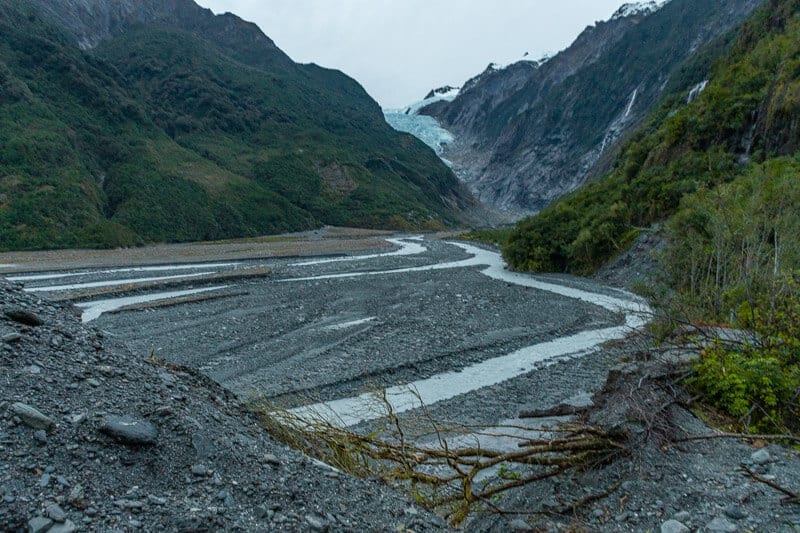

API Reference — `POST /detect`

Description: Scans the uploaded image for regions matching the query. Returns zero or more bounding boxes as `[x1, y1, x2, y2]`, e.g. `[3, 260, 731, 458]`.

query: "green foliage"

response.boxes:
[665, 158, 800, 320]
[689, 275, 800, 432]
[504, 0, 800, 275]
[458, 227, 514, 247]
[0, 1, 467, 251]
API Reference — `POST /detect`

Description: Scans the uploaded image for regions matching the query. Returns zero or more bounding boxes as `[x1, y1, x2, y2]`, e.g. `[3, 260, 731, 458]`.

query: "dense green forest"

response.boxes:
[0, 1, 471, 251]
[505, 0, 800, 432]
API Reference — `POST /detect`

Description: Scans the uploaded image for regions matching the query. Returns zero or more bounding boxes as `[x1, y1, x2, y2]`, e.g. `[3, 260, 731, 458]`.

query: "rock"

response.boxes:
[10, 403, 54, 430]
[99, 415, 158, 445]
[673, 511, 691, 523]
[48, 520, 77, 533]
[46, 504, 67, 523]
[191, 464, 208, 476]
[4, 307, 43, 326]
[724, 505, 748, 520]
[33, 430, 47, 445]
[305, 513, 328, 531]
[264, 453, 280, 466]
[65, 413, 86, 425]
[147, 495, 167, 506]
[39, 473, 51, 488]
[661, 519, 690, 533]
[2, 332, 22, 343]
[27, 516, 54, 533]
[750, 448, 770, 465]
[706, 516, 738, 532]
[510, 518, 534, 531]
[217, 490, 234, 508]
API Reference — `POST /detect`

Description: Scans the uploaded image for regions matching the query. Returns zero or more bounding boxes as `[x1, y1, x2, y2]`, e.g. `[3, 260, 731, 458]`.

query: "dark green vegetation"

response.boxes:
[0, 1, 471, 251]
[506, 0, 800, 433]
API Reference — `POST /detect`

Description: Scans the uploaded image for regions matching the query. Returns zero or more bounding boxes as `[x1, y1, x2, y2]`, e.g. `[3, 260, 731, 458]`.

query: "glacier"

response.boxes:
[384, 89, 458, 161]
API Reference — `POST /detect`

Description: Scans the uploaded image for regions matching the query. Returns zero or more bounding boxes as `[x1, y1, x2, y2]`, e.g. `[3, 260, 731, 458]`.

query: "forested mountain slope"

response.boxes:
[0, 0, 474, 250]
[422, 0, 761, 214]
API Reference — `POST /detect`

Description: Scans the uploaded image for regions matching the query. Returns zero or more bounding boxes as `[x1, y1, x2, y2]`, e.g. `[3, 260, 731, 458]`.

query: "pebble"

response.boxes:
[46, 503, 67, 523]
[661, 519, 689, 533]
[191, 464, 209, 476]
[706, 516, 738, 532]
[305, 513, 329, 531]
[33, 430, 47, 445]
[39, 473, 51, 488]
[99, 415, 158, 445]
[724, 505, 748, 520]
[148, 495, 167, 506]
[673, 511, 691, 523]
[750, 449, 770, 465]
[510, 517, 534, 531]
[48, 519, 77, 533]
[264, 453, 280, 466]
[28, 516, 54, 533]
[2, 332, 22, 343]
[10, 403, 54, 431]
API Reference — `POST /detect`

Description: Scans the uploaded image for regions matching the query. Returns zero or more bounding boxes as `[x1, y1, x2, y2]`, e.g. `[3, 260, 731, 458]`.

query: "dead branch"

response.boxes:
[741, 465, 800, 504]
[677, 433, 800, 444]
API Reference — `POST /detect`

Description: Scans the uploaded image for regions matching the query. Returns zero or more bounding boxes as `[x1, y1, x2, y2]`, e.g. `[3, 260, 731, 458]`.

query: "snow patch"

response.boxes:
[611, 0, 671, 20]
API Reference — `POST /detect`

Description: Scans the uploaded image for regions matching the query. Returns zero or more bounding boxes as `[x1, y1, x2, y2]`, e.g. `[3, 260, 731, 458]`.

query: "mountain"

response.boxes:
[503, 0, 800, 276]
[0, 0, 474, 251]
[421, 0, 762, 215]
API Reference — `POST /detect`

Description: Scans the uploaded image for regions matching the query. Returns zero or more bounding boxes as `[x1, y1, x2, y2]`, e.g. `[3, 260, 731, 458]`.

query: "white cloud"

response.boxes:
[196, 0, 626, 107]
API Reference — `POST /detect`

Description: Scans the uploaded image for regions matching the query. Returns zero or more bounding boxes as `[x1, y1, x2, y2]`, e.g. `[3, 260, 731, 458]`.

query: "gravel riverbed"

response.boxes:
[3, 234, 800, 532]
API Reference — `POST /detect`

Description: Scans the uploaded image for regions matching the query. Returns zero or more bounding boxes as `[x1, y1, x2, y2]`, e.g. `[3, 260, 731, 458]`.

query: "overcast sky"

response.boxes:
[194, 1, 627, 108]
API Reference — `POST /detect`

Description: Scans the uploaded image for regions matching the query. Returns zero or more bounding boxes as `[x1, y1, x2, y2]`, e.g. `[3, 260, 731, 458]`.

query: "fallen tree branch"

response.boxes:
[741, 465, 800, 504]
[677, 433, 800, 444]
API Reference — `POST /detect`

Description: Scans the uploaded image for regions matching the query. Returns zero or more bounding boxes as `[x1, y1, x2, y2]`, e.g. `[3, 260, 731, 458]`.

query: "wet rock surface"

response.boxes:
[0, 278, 448, 531]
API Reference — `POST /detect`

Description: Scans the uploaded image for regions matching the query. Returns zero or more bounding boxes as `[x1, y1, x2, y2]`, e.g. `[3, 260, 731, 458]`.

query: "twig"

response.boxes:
[556, 480, 623, 515]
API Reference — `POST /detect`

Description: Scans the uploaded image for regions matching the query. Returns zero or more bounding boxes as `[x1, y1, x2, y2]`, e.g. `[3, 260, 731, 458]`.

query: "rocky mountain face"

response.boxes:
[0, 0, 474, 251]
[422, 0, 762, 215]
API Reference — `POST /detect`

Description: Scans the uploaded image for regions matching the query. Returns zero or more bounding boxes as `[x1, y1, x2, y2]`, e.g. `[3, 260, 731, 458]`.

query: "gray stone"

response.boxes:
[192, 433, 214, 459]
[11, 403, 54, 431]
[4, 307, 43, 326]
[750, 448, 770, 465]
[33, 430, 47, 445]
[661, 519, 690, 533]
[2, 332, 22, 343]
[48, 520, 77, 533]
[510, 518, 534, 531]
[27, 516, 53, 533]
[305, 514, 329, 532]
[147, 495, 167, 506]
[39, 474, 51, 488]
[65, 414, 86, 425]
[673, 511, 691, 523]
[46, 504, 67, 523]
[99, 415, 158, 445]
[264, 453, 280, 466]
[724, 505, 748, 520]
[191, 464, 208, 476]
[706, 516, 738, 532]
